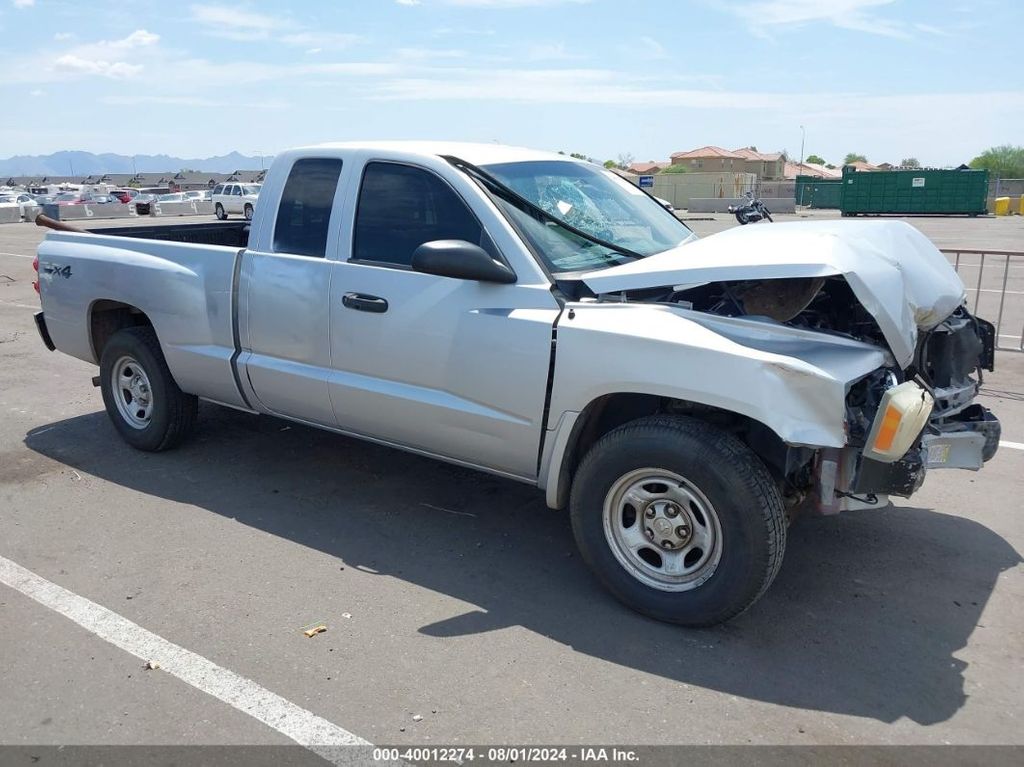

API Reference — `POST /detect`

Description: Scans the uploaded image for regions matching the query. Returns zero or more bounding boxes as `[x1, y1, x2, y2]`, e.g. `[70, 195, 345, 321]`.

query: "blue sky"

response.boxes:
[2, 0, 1021, 166]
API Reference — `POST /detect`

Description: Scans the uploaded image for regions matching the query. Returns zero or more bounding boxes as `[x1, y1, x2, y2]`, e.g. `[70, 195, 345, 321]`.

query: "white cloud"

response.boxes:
[12, 0, 36, 9]
[189, 5, 279, 41]
[110, 29, 160, 48]
[526, 42, 580, 61]
[444, 0, 589, 6]
[721, 0, 908, 38]
[53, 32, 74, 41]
[189, 5, 362, 48]
[54, 54, 143, 79]
[280, 31, 361, 48]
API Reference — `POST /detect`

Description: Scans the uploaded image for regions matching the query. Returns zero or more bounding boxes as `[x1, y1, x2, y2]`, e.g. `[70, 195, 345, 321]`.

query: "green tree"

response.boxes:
[900, 158, 921, 168]
[970, 145, 1024, 178]
[844, 153, 867, 165]
[805, 154, 826, 165]
[659, 164, 688, 174]
[603, 159, 617, 169]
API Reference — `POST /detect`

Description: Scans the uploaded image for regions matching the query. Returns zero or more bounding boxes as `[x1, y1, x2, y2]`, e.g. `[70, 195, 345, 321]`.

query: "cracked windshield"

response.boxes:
[482, 160, 694, 272]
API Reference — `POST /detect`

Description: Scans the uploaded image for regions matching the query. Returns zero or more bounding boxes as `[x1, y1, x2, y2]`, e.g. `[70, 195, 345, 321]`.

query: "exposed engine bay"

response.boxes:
[588, 275, 999, 516]
[599, 275, 890, 349]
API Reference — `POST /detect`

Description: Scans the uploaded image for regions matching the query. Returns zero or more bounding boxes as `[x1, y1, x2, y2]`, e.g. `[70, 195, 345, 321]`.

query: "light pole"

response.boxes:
[799, 125, 806, 169]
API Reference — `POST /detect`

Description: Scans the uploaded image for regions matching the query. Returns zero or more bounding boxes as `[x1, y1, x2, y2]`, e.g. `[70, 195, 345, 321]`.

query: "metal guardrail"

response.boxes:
[943, 249, 1024, 352]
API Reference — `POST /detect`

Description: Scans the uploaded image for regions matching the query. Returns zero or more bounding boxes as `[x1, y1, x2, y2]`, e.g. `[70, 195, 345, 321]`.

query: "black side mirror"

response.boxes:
[411, 240, 516, 284]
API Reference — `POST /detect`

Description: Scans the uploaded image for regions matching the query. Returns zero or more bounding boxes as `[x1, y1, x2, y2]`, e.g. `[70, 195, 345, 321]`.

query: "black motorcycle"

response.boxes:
[728, 191, 773, 225]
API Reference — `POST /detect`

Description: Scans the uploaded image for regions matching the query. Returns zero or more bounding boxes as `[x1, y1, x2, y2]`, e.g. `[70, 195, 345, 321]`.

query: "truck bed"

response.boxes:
[87, 221, 250, 248]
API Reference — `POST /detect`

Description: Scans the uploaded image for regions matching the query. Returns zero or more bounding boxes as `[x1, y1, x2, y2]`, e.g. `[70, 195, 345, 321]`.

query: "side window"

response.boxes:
[273, 157, 343, 258]
[233, 186, 243, 196]
[352, 162, 485, 267]
[213, 185, 223, 195]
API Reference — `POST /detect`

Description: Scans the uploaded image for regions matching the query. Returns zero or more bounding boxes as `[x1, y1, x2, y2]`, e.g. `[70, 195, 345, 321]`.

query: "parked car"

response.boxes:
[0, 192, 37, 218]
[132, 193, 158, 215]
[157, 193, 190, 203]
[83, 194, 117, 205]
[211, 183, 259, 220]
[53, 192, 86, 206]
[109, 189, 136, 204]
[184, 190, 212, 201]
[33, 141, 1000, 627]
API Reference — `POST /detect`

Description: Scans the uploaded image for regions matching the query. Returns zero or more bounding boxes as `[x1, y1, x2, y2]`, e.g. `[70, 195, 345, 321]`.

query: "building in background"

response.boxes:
[669, 146, 746, 172]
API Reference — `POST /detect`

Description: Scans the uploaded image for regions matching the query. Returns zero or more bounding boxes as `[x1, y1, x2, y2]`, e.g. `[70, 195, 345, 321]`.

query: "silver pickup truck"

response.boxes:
[33, 141, 1000, 626]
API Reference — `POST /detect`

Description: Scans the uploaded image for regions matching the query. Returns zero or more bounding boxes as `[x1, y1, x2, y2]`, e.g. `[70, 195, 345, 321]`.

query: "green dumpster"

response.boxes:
[795, 176, 842, 209]
[840, 167, 988, 216]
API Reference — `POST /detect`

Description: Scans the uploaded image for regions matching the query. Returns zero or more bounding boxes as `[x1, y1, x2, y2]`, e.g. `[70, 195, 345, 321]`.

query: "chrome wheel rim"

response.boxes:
[602, 468, 722, 592]
[111, 355, 154, 429]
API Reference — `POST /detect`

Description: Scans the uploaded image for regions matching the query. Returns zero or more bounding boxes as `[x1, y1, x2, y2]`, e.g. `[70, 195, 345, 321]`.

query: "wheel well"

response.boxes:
[553, 393, 805, 509]
[89, 300, 153, 362]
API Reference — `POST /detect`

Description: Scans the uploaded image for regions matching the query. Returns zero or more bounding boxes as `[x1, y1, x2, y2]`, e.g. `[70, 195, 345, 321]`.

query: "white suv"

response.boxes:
[211, 183, 260, 220]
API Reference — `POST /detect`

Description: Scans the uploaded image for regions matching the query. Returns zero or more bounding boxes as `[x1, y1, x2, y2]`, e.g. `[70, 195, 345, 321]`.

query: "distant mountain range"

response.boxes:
[0, 151, 272, 177]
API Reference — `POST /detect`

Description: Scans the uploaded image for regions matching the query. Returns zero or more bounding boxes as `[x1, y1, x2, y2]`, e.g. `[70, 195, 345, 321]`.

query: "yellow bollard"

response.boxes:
[993, 196, 1010, 216]
[1019, 196, 1024, 215]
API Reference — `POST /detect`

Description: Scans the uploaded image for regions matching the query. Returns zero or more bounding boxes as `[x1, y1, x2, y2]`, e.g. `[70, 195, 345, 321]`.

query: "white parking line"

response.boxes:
[0, 555, 370, 763]
[1000, 441, 1024, 451]
[0, 251, 32, 259]
[0, 299, 38, 310]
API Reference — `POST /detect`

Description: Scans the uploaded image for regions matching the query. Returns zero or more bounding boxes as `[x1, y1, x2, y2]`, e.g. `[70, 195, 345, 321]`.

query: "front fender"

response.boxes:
[541, 303, 889, 505]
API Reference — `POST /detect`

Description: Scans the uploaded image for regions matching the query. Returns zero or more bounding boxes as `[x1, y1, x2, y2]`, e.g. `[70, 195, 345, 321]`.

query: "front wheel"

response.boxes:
[244, 203, 254, 221]
[215, 203, 227, 220]
[570, 415, 786, 626]
[763, 209, 773, 222]
[99, 327, 197, 451]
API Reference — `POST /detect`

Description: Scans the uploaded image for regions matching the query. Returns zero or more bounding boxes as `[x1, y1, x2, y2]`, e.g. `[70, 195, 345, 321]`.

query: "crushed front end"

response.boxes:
[815, 307, 999, 513]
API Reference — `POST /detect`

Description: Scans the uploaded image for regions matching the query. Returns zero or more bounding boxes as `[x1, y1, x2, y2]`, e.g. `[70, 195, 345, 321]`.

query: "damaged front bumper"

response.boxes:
[813, 309, 1000, 513]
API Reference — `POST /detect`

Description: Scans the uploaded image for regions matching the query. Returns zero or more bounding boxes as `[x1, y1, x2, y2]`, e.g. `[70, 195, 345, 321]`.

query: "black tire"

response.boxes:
[244, 204, 253, 221]
[763, 210, 773, 222]
[215, 203, 227, 220]
[569, 415, 786, 626]
[99, 327, 197, 452]
[735, 211, 748, 225]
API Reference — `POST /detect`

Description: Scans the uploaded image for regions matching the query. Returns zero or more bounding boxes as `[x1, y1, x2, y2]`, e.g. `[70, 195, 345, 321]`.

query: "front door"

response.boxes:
[240, 157, 344, 425]
[327, 161, 560, 480]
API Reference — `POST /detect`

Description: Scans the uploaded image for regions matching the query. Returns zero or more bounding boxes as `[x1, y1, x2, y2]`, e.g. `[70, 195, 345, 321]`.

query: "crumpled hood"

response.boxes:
[580, 220, 965, 368]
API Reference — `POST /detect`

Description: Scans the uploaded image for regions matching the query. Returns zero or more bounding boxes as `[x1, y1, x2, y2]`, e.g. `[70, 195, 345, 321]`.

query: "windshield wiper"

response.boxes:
[443, 155, 646, 263]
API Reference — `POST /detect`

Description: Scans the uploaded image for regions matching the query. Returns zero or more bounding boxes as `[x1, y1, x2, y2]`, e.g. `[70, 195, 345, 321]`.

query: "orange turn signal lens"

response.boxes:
[874, 405, 902, 452]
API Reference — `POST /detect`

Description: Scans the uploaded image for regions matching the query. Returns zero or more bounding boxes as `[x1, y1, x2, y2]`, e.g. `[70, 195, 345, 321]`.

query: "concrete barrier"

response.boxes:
[0, 207, 21, 224]
[41, 203, 138, 221]
[151, 200, 216, 217]
[687, 197, 796, 214]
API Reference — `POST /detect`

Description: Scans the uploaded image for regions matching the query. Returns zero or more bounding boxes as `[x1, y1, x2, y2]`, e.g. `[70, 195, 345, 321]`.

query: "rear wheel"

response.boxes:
[215, 203, 227, 220]
[244, 203, 253, 221]
[570, 415, 786, 626]
[99, 327, 197, 451]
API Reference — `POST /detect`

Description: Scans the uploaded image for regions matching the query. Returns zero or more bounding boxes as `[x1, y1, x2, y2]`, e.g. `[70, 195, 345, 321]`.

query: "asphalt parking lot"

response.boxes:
[0, 213, 1022, 755]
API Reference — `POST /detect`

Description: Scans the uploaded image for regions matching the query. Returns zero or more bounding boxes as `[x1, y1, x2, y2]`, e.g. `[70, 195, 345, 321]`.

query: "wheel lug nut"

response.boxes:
[645, 527, 654, 539]
[662, 540, 674, 549]
[644, 508, 655, 519]
[665, 506, 679, 518]
[676, 526, 688, 538]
